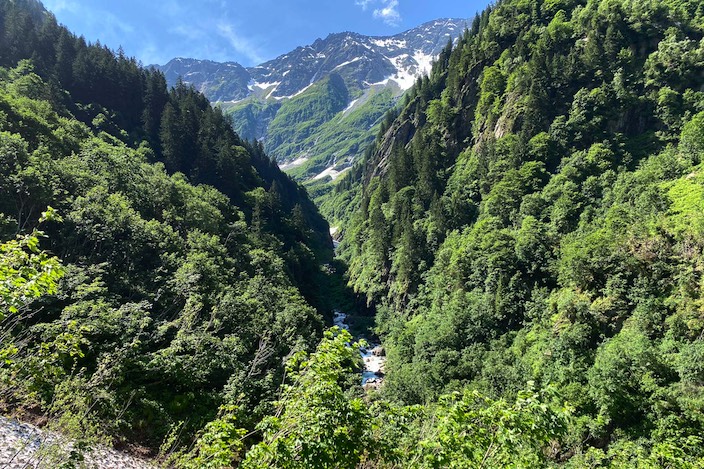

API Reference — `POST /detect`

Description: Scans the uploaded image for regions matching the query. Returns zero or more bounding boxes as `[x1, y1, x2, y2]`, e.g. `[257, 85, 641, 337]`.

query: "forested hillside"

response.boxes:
[334, 0, 704, 464]
[3, 0, 704, 466]
[0, 0, 334, 454]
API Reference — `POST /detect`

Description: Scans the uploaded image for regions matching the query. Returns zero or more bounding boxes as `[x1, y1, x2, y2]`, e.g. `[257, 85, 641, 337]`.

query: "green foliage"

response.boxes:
[265, 74, 350, 161]
[411, 387, 568, 468]
[338, 0, 704, 465]
[241, 328, 372, 469]
[0, 5, 333, 454]
[172, 405, 246, 469]
[680, 111, 704, 164]
[4, 0, 704, 466]
[0, 206, 63, 318]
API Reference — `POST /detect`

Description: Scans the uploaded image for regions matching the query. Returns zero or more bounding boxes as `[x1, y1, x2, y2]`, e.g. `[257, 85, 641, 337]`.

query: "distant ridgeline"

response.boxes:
[0, 0, 333, 451]
[336, 0, 704, 464]
[154, 19, 468, 185]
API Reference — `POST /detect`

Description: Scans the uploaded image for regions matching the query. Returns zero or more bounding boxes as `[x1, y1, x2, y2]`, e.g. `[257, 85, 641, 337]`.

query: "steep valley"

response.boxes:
[1, 0, 704, 467]
[155, 19, 468, 182]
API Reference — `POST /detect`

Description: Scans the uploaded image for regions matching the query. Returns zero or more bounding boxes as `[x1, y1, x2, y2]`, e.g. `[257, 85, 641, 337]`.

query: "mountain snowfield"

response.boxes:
[155, 19, 467, 181]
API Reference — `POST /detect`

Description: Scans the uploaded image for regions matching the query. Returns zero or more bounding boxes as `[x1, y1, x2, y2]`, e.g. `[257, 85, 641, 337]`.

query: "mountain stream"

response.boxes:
[333, 310, 386, 389]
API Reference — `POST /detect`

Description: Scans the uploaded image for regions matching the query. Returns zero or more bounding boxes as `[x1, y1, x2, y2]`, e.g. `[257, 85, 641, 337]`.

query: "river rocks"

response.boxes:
[371, 346, 385, 357]
[332, 311, 350, 331]
[363, 378, 382, 392]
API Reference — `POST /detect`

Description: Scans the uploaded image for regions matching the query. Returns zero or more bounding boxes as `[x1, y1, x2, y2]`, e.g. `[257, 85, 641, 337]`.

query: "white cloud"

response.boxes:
[170, 24, 206, 42]
[373, 0, 401, 26]
[216, 22, 265, 65]
[355, 0, 374, 10]
[355, 0, 401, 26]
[137, 43, 161, 66]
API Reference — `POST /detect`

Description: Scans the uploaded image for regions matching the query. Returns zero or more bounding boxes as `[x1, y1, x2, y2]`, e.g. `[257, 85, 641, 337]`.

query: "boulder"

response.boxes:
[371, 346, 385, 357]
[363, 379, 383, 392]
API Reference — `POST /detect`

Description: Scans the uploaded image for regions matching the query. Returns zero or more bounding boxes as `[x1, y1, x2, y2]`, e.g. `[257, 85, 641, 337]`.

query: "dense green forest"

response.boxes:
[333, 0, 704, 465]
[2, 0, 704, 467]
[0, 0, 337, 457]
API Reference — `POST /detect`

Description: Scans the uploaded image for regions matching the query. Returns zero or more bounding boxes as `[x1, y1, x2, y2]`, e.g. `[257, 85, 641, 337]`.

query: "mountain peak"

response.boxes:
[151, 17, 469, 178]
[155, 18, 468, 102]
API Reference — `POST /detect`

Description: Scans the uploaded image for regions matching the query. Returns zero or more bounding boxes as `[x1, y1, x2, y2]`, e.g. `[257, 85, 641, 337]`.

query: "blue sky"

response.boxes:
[41, 0, 490, 66]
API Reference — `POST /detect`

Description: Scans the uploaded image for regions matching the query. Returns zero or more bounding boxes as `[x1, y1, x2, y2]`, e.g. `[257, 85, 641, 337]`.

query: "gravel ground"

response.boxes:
[0, 417, 157, 469]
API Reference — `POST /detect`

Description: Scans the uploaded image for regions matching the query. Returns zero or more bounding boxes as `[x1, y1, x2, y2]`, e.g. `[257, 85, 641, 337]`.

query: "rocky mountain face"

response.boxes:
[157, 59, 251, 102]
[154, 18, 467, 181]
[157, 19, 467, 102]
[246, 18, 465, 99]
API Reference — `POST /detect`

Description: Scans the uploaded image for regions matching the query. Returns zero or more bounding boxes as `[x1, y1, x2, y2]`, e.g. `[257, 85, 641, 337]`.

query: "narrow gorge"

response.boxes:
[333, 311, 386, 390]
[1, 0, 704, 466]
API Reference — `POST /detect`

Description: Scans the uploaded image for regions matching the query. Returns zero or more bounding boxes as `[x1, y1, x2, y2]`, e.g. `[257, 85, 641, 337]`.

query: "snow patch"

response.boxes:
[387, 50, 435, 90]
[314, 165, 347, 181]
[253, 81, 280, 90]
[279, 156, 309, 170]
[413, 50, 435, 75]
[340, 98, 360, 117]
[275, 82, 314, 100]
[391, 72, 416, 90]
[370, 38, 408, 49]
[365, 78, 391, 87]
[333, 57, 363, 70]
[249, 81, 282, 99]
[223, 97, 249, 105]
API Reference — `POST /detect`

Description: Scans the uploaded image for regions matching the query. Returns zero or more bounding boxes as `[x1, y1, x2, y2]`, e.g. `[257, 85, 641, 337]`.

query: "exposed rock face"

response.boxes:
[154, 19, 468, 103]
[157, 59, 252, 102]
[363, 379, 382, 392]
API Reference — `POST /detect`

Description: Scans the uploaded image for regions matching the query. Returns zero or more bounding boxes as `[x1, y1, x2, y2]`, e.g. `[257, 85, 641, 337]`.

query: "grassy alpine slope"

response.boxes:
[225, 76, 401, 183]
